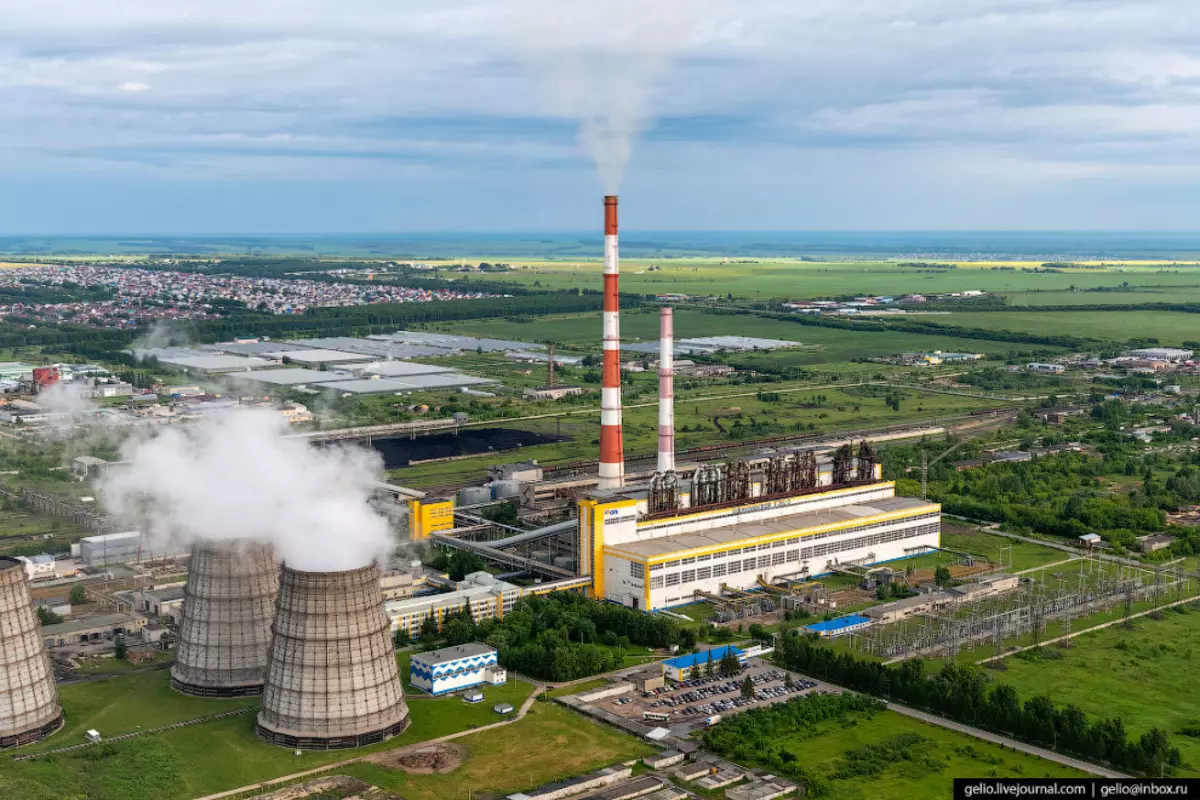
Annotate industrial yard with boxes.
[0,202,1199,800]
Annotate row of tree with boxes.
[777,632,1181,776]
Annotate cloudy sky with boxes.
[4,0,1200,233]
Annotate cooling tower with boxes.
[0,557,63,749]
[171,540,279,698]
[256,563,409,750]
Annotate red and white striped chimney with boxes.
[598,195,625,490]
[657,306,675,473]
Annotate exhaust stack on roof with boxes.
[599,195,625,489]
[0,557,63,749]
[171,540,279,698]
[657,306,675,474]
[256,563,409,750]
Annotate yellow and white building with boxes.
[579,469,940,612]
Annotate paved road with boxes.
[192,679,544,800]
[885,703,1129,778]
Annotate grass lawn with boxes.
[740,707,1085,800]
[340,703,653,800]
[546,678,609,699]
[940,526,1069,573]
[0,656,541,799]
[989,603,1200,775]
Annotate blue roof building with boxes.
[663,645,744,680]
[804,614,872,638]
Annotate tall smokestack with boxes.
[657,306,675,473]
[599,195,625,489]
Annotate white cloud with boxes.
[4,1,1200,229]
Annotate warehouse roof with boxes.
[228,368,356,386]
[804,614,872,634]
[664,645,742,670]
[41,613,143,637]
[411,642,496,666]
[358,361,454,377]
[81,531,141,545]
[279,349,375,364]
[610,496,938,560]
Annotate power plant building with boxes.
[0,557,64,748]
[583,467,940,613]
[409,643,506,695]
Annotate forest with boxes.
[418,592,696,682]
[777,632,1181,777]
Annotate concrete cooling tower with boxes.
[256,563,409,750]
[0,557,63,749]
[171,541,279,698]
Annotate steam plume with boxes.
[100,409,391,572]
[515,0,691,192]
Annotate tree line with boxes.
[412,592,696,683]
[777,631,1181,776]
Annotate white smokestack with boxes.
[657,306,675,473]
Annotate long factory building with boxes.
[580,472,940,613]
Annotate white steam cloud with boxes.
[515,0,692,193]
[100,409,392,572]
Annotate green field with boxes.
[483,261,1200,302]
[991,603,1200,774]
[0,658,541,799]
[745,708,1085,799]
[435,308,1052,362]
[936,310,1200,345]
[940,526,1072,573]
[1004,288,1200,306]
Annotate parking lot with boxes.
[600,660,836,729]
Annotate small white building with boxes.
[15,554,56,581]
[409,642,501,696]
[1027,363,1065,375]
[463,689,484,704]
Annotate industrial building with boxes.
[41,612,147,647]
[257,563,409,750]
[384,571,523,637]
[419,195,944,622]
[662,645,744,681]
[804,614,872,638]
[409,642,505,695]
[1027,362,1065,375]
[79,531,142,567]
[0,556,63,748]
[1129,347,1194,361]
[14,554,55,581]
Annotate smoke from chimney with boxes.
[512,0,691,193]
[100,410,392,572]
[657,306,675,474]
[598,195,624,489]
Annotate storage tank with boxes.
[492,480,520,500]
[0,557,63,748]
[458,486,493,506]
[171,540,279,697]
[256,563,409,750]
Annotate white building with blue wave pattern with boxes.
[409,642,506,696]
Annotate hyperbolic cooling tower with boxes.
[256,563,409,750]
[0,557,63,749]
[171,540,279,697]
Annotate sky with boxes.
[4,0,1200,233]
